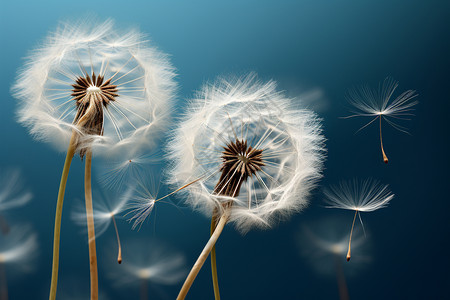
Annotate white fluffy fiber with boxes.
[12,19,176,155]
[167,74,325,233]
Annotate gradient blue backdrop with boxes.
[1,1,449,299]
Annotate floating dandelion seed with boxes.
[165,74,325,299]
[12,18,176,300]
[0,225,39,299]
[105,238,186,300]
[324,179,393,261]
[124,172,174,230]
[0,168,32,235]
[71,188,130,264]
[343,77,418,163]
[97,148,162,192]
[298,218,370,300]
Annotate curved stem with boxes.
[379,116,388,164]
[111,214,122,264]
[49,133,76,300]
[346,210,358,262]
[177,211,229,300]
[85,149,98,300]
[210,214,221,300]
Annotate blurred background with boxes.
[1,0,449,299]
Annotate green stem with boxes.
[85,149,99,300]
[49,134,76,300]
[210,214,221,300]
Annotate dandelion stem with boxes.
[84,149,99,300]
[177,210,230,300]
[347,210,358,262]
[0,262,8,300]
[140,278,148,300]
[210,213,221,300]
[49,133,76,300]
[379,116,388,164]
[111,214,122,264]
[333,254,349,300]
[0,215,9,235]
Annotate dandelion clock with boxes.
[12,19,176,300]
[166,74,325,299]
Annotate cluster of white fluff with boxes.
[167,74,325,232]
[12,19,176,156]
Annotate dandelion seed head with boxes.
[167,74,325,232]
[12,18,176,156]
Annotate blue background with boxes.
[1,0,449,299]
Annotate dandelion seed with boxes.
[343,77,418,163]
[0,225,39,299]
[324,179,394,261]
[97,148,162,192]
[12,18,176,300]
[105,238,186,300]
[0,168,32,235]
[298,218,370,300]
[167,74,325,299]
[71,188,130,264]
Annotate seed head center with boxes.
[86,86,101,94]
[237,154,249,164]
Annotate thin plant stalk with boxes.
[140,278,148,300]
[333,254,349,300]
[111,214,122,264]
[346,210,358,262]
[210,213,221,300]
[85,149,99,300]
[379,116,388,164]
[177,210,229,300]
[0,262,7,300]
[0,216,9,235]
[49,133,77,300]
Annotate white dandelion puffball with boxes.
[167,74,325,232]
[12,19,176,155]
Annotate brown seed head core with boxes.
[214,139,264,197]
[71,72,118,157]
